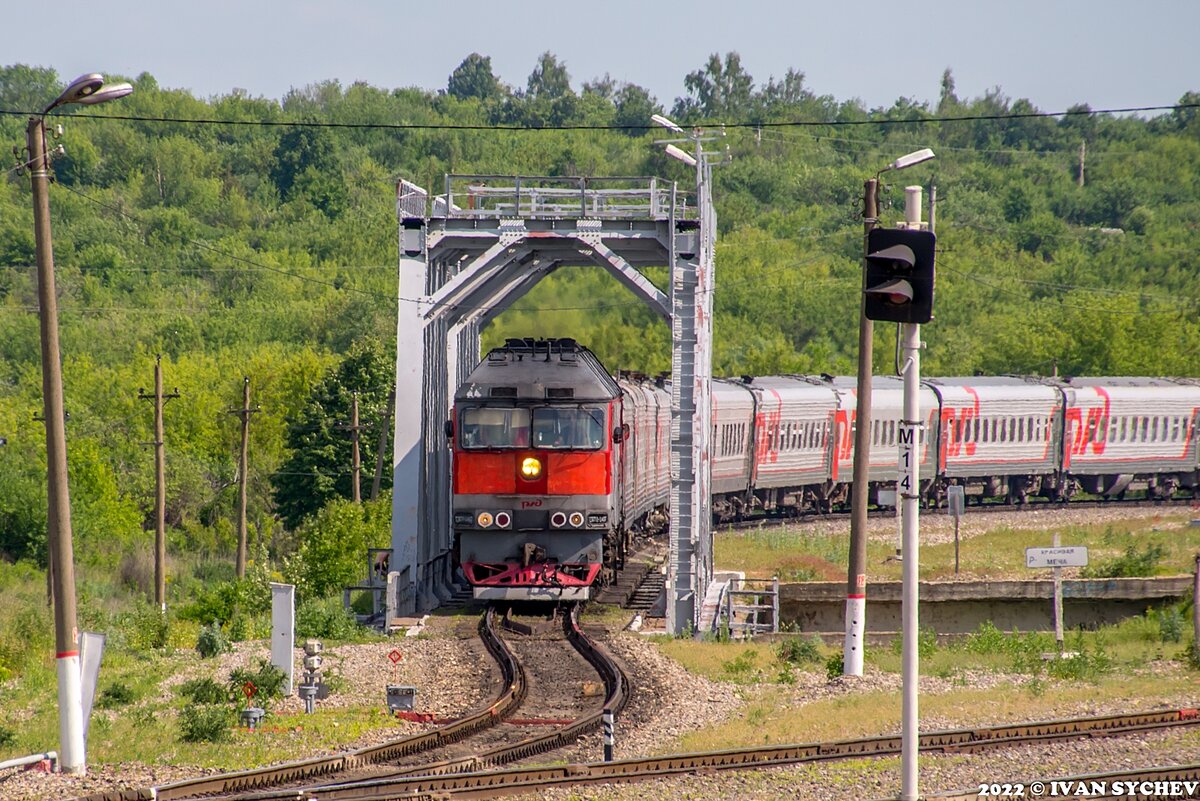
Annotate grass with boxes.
[717,512,1199,581]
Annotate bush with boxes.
[95,682,136,710]
[179,704,233,743]
[1081,543,1165,578]
[196,622,231,658]
[177,677,229,705]
[720,649,763,683]
[890,626,938,659]
[0,723,15,747]
[1150,605,1185,644]
[824,651,845,680]
[177,577,270,627]
[229,659,287,705]
[122,601,170,652]
[296,595,366,640]
[963,621,1014,656]
[776,635,823,665]
[283,498,391,599]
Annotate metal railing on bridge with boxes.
[426,175,695,220]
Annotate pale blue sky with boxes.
[5,0,1197,114]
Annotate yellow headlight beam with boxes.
[521,457,542,479]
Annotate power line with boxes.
[1,101,1195,132]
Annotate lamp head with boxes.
[664,144,698,167]
[651,114,684,134]
[885,148,935,172]
[44,74,133,114]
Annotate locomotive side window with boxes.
[460,407,532,449]
[532,407,606,449]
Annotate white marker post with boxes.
[270,583,295,695]
[946,485,965,575]
[1025,539,1088,652]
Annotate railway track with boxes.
[210,706,1200,800]
[76,608,525,801]
[725,494,1200,532]
[76,604,628,801]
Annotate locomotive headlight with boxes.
[520,457,542,479]
[568,512,585,528]
[477,512,494,528]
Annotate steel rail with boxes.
[74,608,526,801]
[259,706,1200,800]
[258,604,630,797]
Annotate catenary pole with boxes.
[844,178,878,676]
[28,112,86,775]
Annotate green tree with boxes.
[447,53,504,101]
[526,52,573,100]
[272,338,395,528]
[284,497,391,599]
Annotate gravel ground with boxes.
[3,506,1195,801]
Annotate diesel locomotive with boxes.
[450,338,1200,601]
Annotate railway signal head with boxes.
[864,227,936,324]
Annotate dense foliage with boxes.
[1,55,1198,586]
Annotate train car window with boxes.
[460,406,532,449]
[1120,417,1128,442]
[1173,417,1182,441]
[1109,418,1119,442]
[532,407,606,449]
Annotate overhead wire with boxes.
[1,101,1195,131]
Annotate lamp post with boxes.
[26,72,133,775]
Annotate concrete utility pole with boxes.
[844,178,878,677]
[371,390,395,502]
[26,71,133,776]
[139,355,179,608]
[228,377,260,577]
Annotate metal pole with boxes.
[27,114,86,775]
[1053,531,1065,653]
[845,178,878,677]
[899,183,924,801]
[899,320,921,801]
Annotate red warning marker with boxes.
[387,649,403,665]
[242,681,258,699]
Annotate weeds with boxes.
[1081,543,1165,578]
[890,626,938,659]
[195,622,232,658]
[177,677,230,706]
[296,595,368,640]
[95,682,136,710]
[178,704,233,743]
[0,723,15,747]
[721,649,763,683]
[1149,605,1185,643]
[825,652,844,680]
[776,635,823,665]
[229,660,287,706]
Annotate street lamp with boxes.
[26,72,132,776]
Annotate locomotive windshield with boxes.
[532,407,606,449]
[459,405,605,450]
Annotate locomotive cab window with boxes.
[460,407,531,448]
[532,406,606,449]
